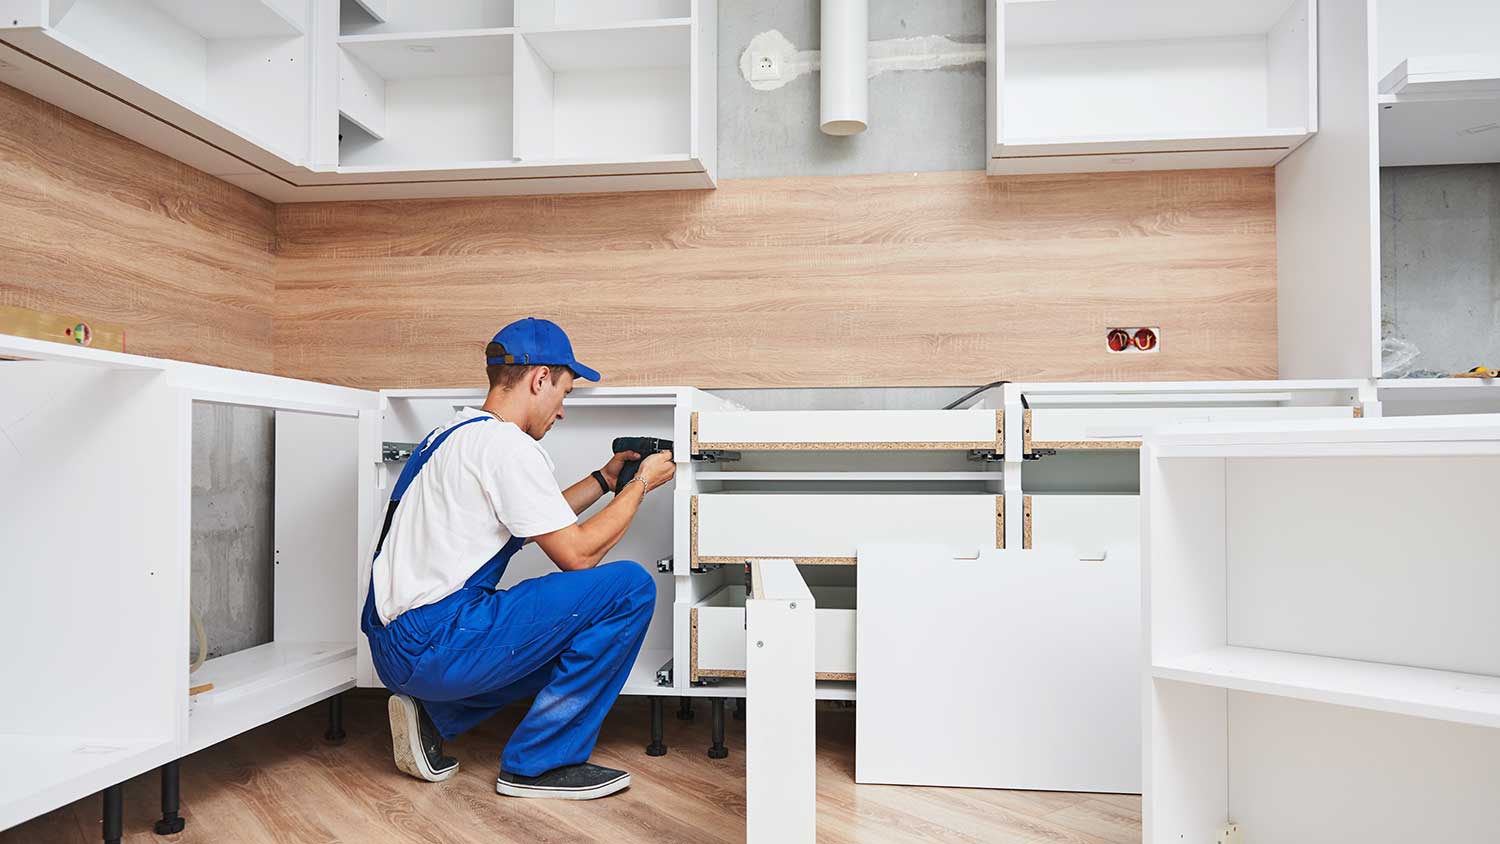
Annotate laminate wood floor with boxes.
[3,692,1140,844]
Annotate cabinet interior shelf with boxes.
[1153,645,1500,728]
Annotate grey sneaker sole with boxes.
[388,695,457,783]
[496,771,631,800]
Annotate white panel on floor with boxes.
[856,544,1140,793]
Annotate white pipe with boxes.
[820,0,868,135]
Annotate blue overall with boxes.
[361,416,655,777]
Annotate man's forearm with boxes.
[562,474,605,515]
[568,482,646,568]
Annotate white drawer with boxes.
[692,493,1005,566]
[692,409,1002,453]
[691,584,855,682]
[1023,405,1359,453]
[1023,494,1139,561]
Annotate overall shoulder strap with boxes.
[373,414,494,560]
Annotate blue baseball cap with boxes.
[486,318,601,382]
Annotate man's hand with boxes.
[635,451,676,492]
[600,450,641,491]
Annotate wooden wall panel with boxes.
[276,170,1277,389]
[0,83,275,371]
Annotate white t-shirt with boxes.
[373,408,578,624]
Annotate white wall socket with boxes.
[750,52,781,81]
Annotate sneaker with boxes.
[388,694,459,782]
[496,763,631,800]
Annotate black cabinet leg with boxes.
[154,759,185,835]
[734,697,746,721]
[324,692,346,744]
[102,784,122,844]
[708,698,728,759]
[646,697,667,757]
[676,696,695,721]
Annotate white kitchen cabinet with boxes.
[0,0,315,173]
[0,0,717,200]
[986,0,1317,174]
[0,333,381,833]
[1142,415,1500,843]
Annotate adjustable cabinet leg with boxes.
[646,697,667,757]
[154,759,185,835]
[676,696,695,721]
[324,692,346,744]
[102,784,122,844]
[734,697,746,721]
[708,697,728,759]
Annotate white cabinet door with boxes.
[857,544,1141,793]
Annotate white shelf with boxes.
[188,642,356,753]
[1154,646,1500,729]
[147,0,304,38]
[517,1,691,29]
[338,29,516,78]
[191,641,352,704]
[1378,54,1500,166]
[340,0,512,36]
[337,30,515,169]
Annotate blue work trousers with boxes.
[367,560,654,776]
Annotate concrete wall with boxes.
[191,402,275,660]
[718,0,986,178]
[1381,165,1500,376]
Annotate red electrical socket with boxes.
[1105,326,1162,354]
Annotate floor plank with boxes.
[1,693,1141,844]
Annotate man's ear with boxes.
[531,365,550,394]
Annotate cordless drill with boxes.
[611,436,673,491]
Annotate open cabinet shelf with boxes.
[338,29,515,169]
[515,21,693,163]
[1143,417,1500,843]
[987,0,1316,174]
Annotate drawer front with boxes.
[691,587,856,682]
[1024,405,1359,452]
[693,494,1004,566]
[1023,495,1139,561]
[692,409,1001,452]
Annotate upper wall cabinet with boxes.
[986,0,1318,175]
[1376,0,1500,167]
[0,0,717,200]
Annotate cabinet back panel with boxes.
[1229,692,1500,843]
[1226,455,1500,675]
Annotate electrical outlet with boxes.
[1105,326,1161,354]
[750,51,781,81]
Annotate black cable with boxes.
[942,380,1012,410]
